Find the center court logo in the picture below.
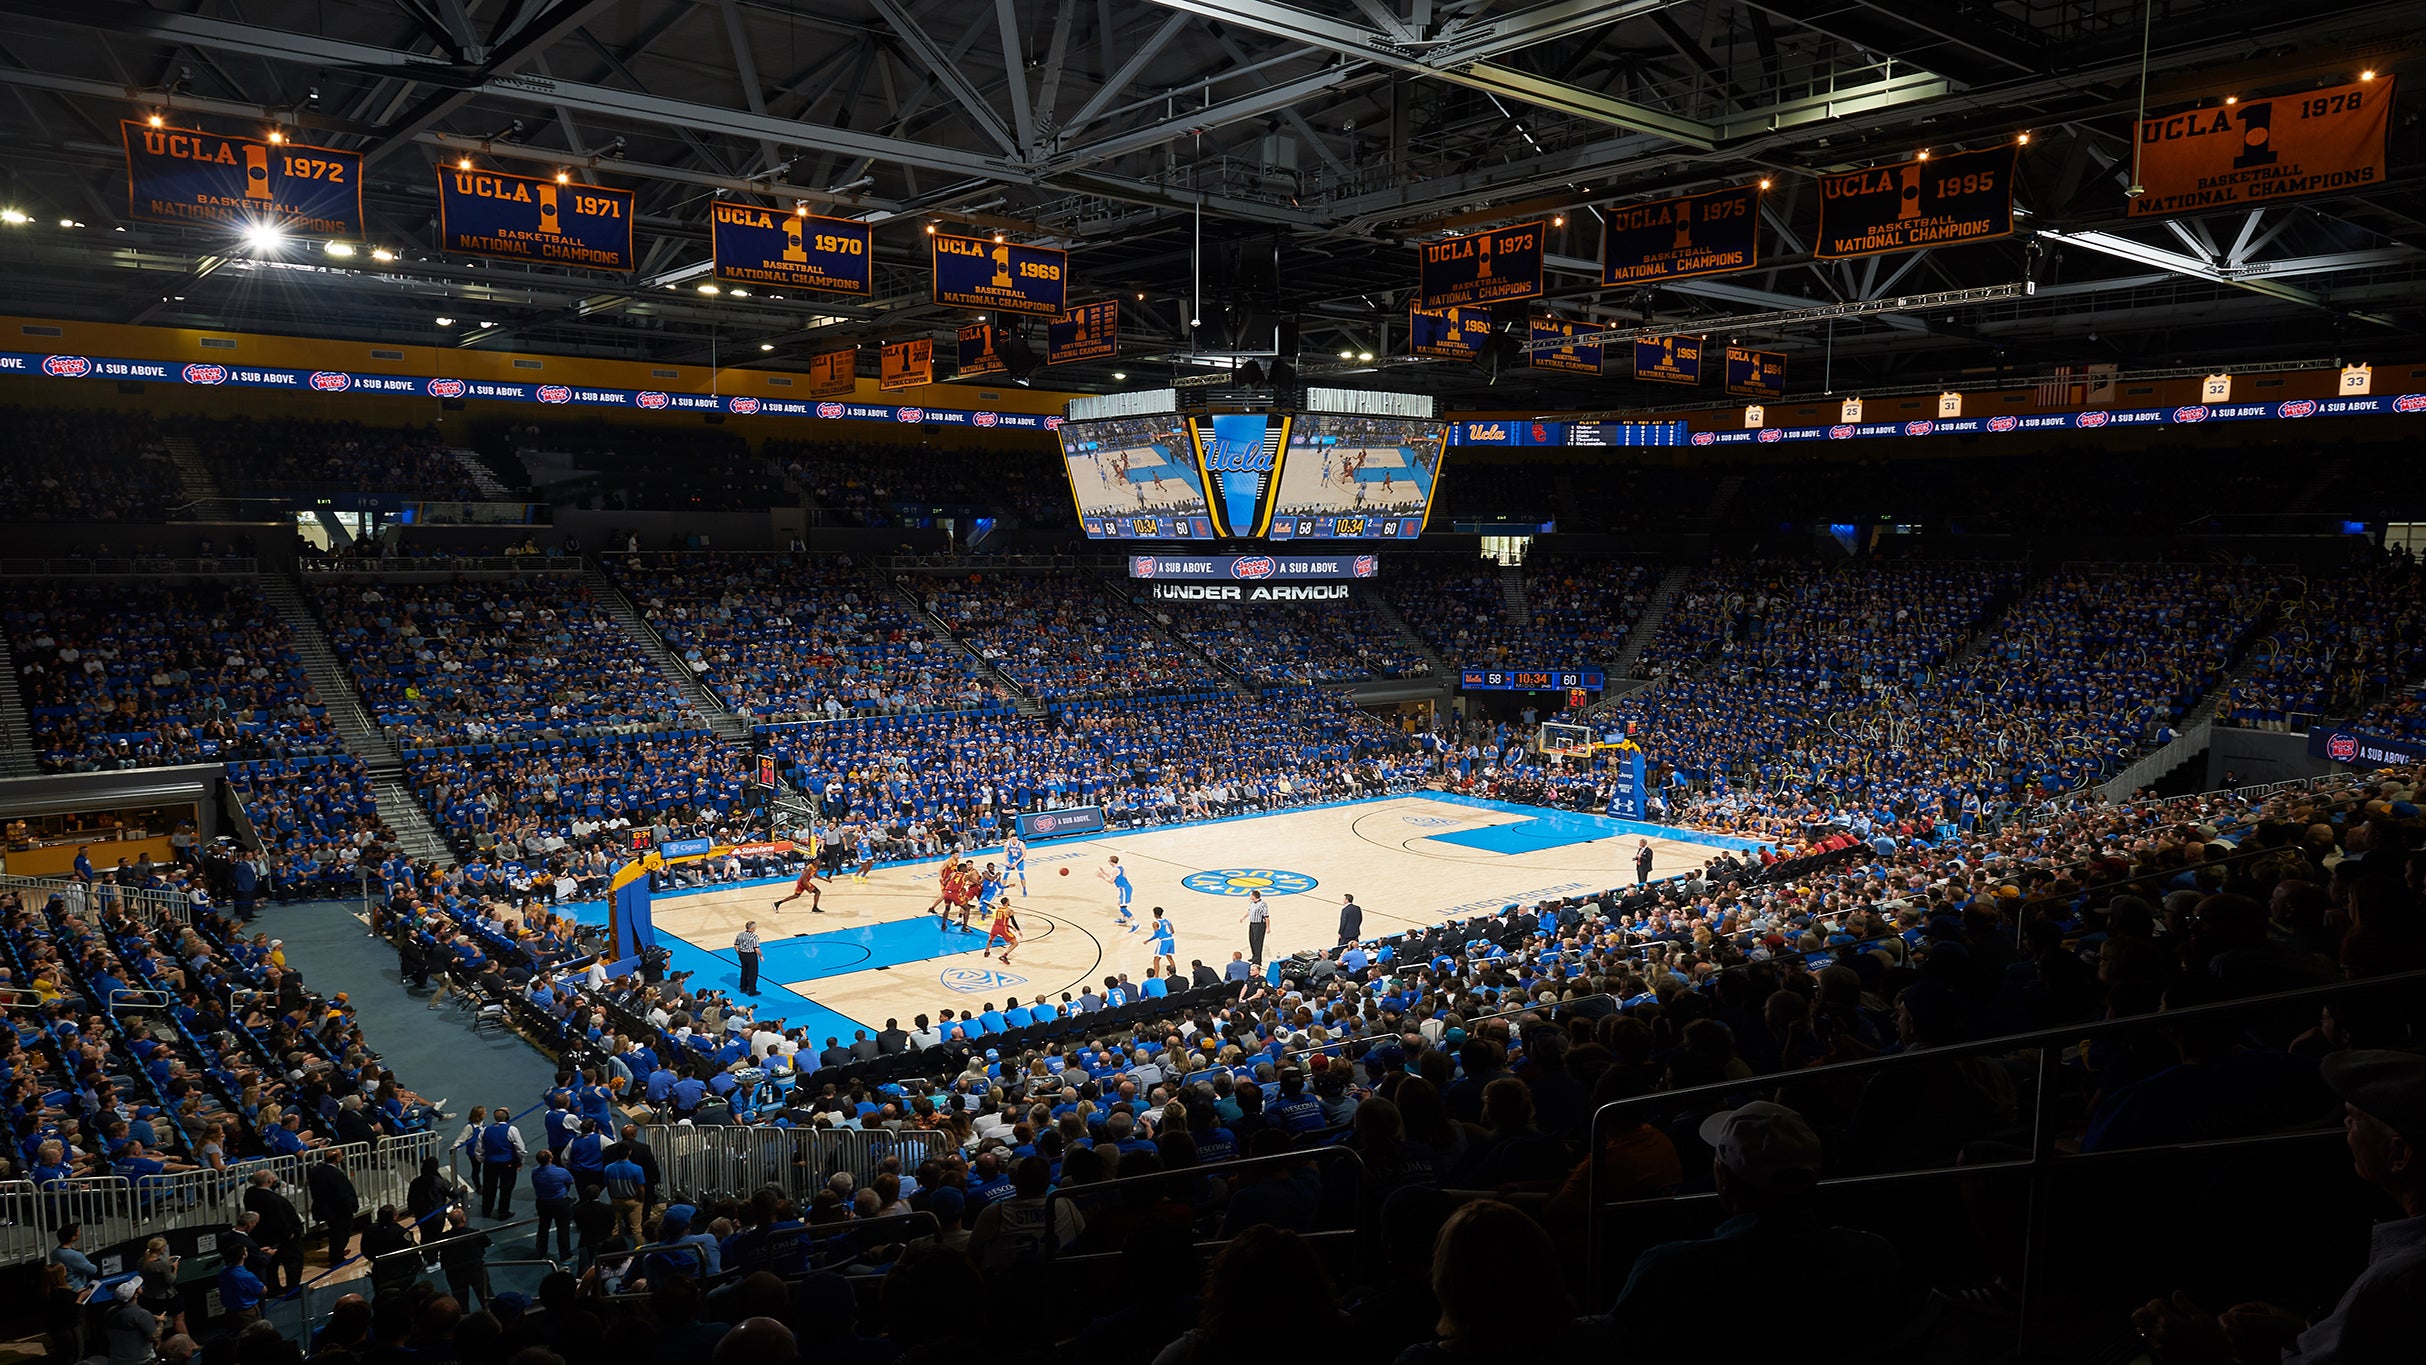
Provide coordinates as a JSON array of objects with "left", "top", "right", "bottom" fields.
[
  {"left": 1181, "top": 868, "right": 1320, "bottom": 897},
  {"left": 1402, "top": 815, "right": 1457, "bottom": 828},
  {"left": 942, "top": 966, "right": 1026, "bottom": 994}
]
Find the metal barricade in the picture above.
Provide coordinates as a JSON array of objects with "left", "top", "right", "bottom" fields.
[
  {"left": 0, "top": 873, "right": 189, "bottom": 928},
  {"left": 641, "top": 1124, "right": 955, "bottom": 1202}
]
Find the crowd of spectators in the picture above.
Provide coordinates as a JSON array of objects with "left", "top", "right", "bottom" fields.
[
  {"left": 191, "top": 419, "right": 482, "bottom": 500},
  {"left": 2218, "top": 550, "right": 2426, "bottom": 731},
  {"left": 921, "top": 574, "right": 1204, "bottom": 701},
  {"left": 770, "top": 438, "right": 1073, "bottom": 528},
  {"left": 225, "top": 755, "right": 387, "bottom": 901},
  {"left": 0, "top": 407, "right": 179, "bottom": 522},
  {"left": 400, "top": 729, "right": 758, "bottom": 878},
  {"left": 1520, "top": 556, "right": 1659, "bottom": 661},
  {"left": 1149, "top": 595, "right": 1431, "bottom": 685},
  {"left": 1375, "top": 557, "right": 1535, "bottom": 664}
]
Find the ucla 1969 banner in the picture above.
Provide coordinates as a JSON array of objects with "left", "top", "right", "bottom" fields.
[
  {"left": 1817, "top": 145, "right": 2014, "bottom": 259},
  {"left": 931, "top": 232, "right": 1067, "bottom": 316},
  {"left": 2308, "top": 725, "right": 2425, "bottom": 769},
  {"left": 438, "top": 168, "right": 633, "bottom": 271},
  {"left": 2129, "top": 78, "right": 2393, "bottom": 218},
  {"left": 1600, "top": 183, "right": 1760, "bottom": 286},
  {"left": 123, "top": 122, "right": 362, "bottom": 237},
  {"left": 880, "top": 338, "right": 932, "bottom": 391},
  {"left": 1459, "top": 667, "right": 1607, "bottom": 691},
  {"left": 1634, "top": 336, "right": 1702, "bottom": 385},
  {"left": 1410, "top": 304, "right": 1491, "bottom": 361},
  {"left": 1128, "top": 554, "right": 1379, "bottom": 582},
  {"left": 1726, "top": 347, "right": 1785, "bottom": 399},
  {"left": 1417, "top": 221, "right": 1544, "bottom": 309},
  {"left": 1048, "top": 301, "right": 1118, "bottom": 365},
  {"left": 1529, "top": 317, "right": 1603, "bottom": 376},
  {"left": 711, "top": 205, "right": 871, "bottom": 294},
  {"left": 957, "top": 324, "right": 1004, "bottom": 379}
]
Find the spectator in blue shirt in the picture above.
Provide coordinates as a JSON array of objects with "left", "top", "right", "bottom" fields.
[{"left": 528, "top": 1151, "right": 576, "bottom": 1261}]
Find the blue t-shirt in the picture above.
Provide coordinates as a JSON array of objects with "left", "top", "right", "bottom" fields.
[{"left": 530, "top": 1163, "right": 575, "bottom": 1201}]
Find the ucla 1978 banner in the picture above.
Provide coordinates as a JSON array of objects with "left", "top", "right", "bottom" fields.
[
  {"left": 931, "top": 232, "right": 1067, "bottom": 316},
  {"left": 711, "top": 205, "right": 871, "bottom": 294},
  {"left": 1529, "top": 317, "right": 1602, "bottom": 376},
  {"left": 2129, "top": 78, "right": 2393, "bottom": 218},
  {"left": 1817, "top": 144, "right": 2015, "bottom": 259},
  {"left": 1726, "top": 347, "right": 1785, "bottom": 399},
  {"left": 957, "top": 324, "right": 1004, "bottom": 379},
  {"left": 1410, "top": 304, "right": 1491, "bottom": 360},
  {"left": 1600, "top": 184, "right": 1760, "bottom": 286},
  {"left": 438, "top": 168, "right": 633, "bottom": 271},
  {"left": 1048, "top": 301, "right": 1118, "bottom": 365},
  {"left": 1417, "top": 221, "right": 1544, "bottom": 308},
  {"left": 123, "top": 122, "right": 362, "bottom": 237}
]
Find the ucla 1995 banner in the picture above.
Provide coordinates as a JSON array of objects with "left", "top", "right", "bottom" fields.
[
  {"left": 1817, "top": 144, "right": 2015, "bottom": 259},
  {"left": 1417, "top": 221, "right": 1544, "bottom": 309},
  {"left": 1128, "top": 554, "right": 1378, "bottom": 581},
  {"left": 1600, "top": 184, "right": 1760, "bottom": 286},
  {"left": 711, "top": 205, "right": 871, "bottom": 294},
  {"left": 438, "top": 168, "right": 633, "bottom": 271},
  {"left": 931, "top": 232, "right": 1067, "bottom": 315},
  {"left": 1726, "top": 347, "right": 1785, "bottom": 399},
  {"left": 957, "top": 324, "right": 1004, "bottom": 379},
  {"left": 1410, "top": 304, "right": 1491, "bottom": 360},
  {"left": 123, "top": 122, "right": 363, "bottom": 237},
  {"left": 1048, "top": 301, "right": 1118, "bottom": 365},
  {"left": 2129, "top": 78, "right": 2393, "bottom": 218},
  {"left": 1529, "top": 317, "right": 1603, "bottom": 376}
]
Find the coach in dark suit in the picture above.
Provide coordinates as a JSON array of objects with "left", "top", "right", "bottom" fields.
[
  {"left": 1336, "top": 894, "right": 1363, "bottom": 946},
  {"left": 243, "top": 1171, "right": 306, "bottom": 1292},
  {"left": 877, "top": 1020, "right": 912, "bottom": 1055},
  {"left": 305, "top": 1150, "right": 361, "bottom": 1266}
]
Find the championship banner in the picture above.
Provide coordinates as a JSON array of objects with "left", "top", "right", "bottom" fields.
[
  {"left": 931, "top": 232, "right": 1067, "bottom": 315},
  {"left": 1600, "top": 183, "right": 1760, "bottom": 286},
  {"left": 957, "top": 324, "right": 1005, "bottom": 379},
  {"left": 2129, "top": 78, "right": 2393, "bottom": 218},
  {"left": 1816, "top": 144, "right": 2015, "bottom": 259},
  {"left": 122, "top": 122, "right": 362, "bottom": 238},
  {"left": 1047, "top": 301, "right": 1119, "bottom": 365},
  {"left": 1634, "top": 336, "right": 1703, "bottom": 385},
  {"left": 1529, "top": 316, "right": 1603, "bottom": 376},
  {"left": 807, "top": 349, "right": 856, "bottom": 397},
  {"left": 710, "top": 205, "right": 872, "bottom": 294},
  {"left": 1410, "top": 304, "right": 1490, "bottom": 361},
  {"left": 1725, "top": 346, "right": 1785, "bottom": 399},
  {"left": 437, "top": 168, "right": 634, "bottom": 271},
  {"left": 879, "top": 339, "right": 933, "bottom": 391},
  {"left": 1416, "top": 221, "right": 1545, "bottom": 308}
]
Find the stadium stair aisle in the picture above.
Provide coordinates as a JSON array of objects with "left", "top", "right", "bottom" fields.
[
  {"left": 160, "top": 433, "right": 234, "bottom": 519},
  {"left": 261, "top": 573, "right": 403, "bottom": 768},
  {"left": 1498, "top": 562, "right": 1529, "bottom": 622},
  {"left": 373, "top": 774, "right": 457, "bottom": 866},
  {"left": 1607, "top": 563, "right": 1693, "bottom": 682},
  {"left": 0, "top": 626, "right": 35, "bottom": 775},
  {"left": 584, "top": 562, "right": 751, "bottom": 741},
  {"left": 1358, "top": 587, "right": 1448, "bottom": 676},
  {"left": 1098, "top": 571, "right": 1255, "bottom": 697},
  {"left": 891, "top": 576, "right": 1049, "bottom": 717}
]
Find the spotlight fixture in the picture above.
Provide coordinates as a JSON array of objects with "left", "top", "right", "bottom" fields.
[
  {"left": 696, "top": 283, "right": 720, "bottom": 294},
  {"left": 266, "top": 130, "right": 284, "bottom": 144},
  {"left": 759, "top": 342, "right": 774, "bottom": 351},
  {"left": 243, "top": 223, "right": 284, "bottom": 249},
  {"left": 555, "top": 170, "right": 570, "bottom": 184},
  {"left": 1917, "top": 149, "right": 1930, "bottom": 161},
  {"left": 2018, "top": 132, "right": 2032, "bottom": 145},
  {"left": 925, "top": 223, "right": 937, "bottom": 234},
  {"left": 325, "top": 241, "right": 354, "bottom": 257},
  {"left": 58, "top": 217, "right": 75, "bottom": 228},
  {"left": 1553, "top": 214, "right": 1565, "bottom": 226},
  {"left": 0, "top": 209, "right": 27, "bottom": 225},
  {"left": 458, "top": 157, "right": 473, "bottom": 169},
  {"left": 1357, "top": 351, "right": 1373, "bottom": 362},
  {"left": 729, "top": 288, "right": 750, "bottom": 297},
  {"left": 372, "top": 248, "right": 395, "bottom": 262},
  {"left": 2224, "top": 96, "right": 2237, "bottom": 105},
  {"left": 993, "top": 232, "right": 1005, "bottom": 242},
  {"left": 147, "top": 112, "right": 164, "bottom": 128},
  {"left": 1112, "top": 370, "right": 1127, "bottom": 380},
  {"left": 1338, "top": 349, "right": 1354, "bottom": 359},
  {"left": 2361, "top": 69, "right": 2377, "bottom": 81},
  {"left": 434, "top": 316, "right": 455, "bottom": 326}
]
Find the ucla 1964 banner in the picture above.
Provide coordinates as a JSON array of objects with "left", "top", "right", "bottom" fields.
[
  {"left": 123, "top": 122, "right": 362, "bottom": 237},
  {"left": 1635, "top": 336, "right": 1702, "bottom": 385},
  {"left": 2129, "top": 78, "right": 2393, "bottom": 218},
  {"left": 438, "top": 168, "right": 633, "bottom": 271},
  {"left": 1410, "top": 304, "right": 1491, "bottom": 360},
  {"left": 807, "top": 349, "right": 855, "bottom": 397},
  {"left": 931, "top": 232, "right": 1067, "bottom": 315},
  {"left": 1726, "top": 347, "right": 1785, "bottom": 399},
  {"left": 1417, "top": 221, "right": 1544, "bottom": 308},
  {"left": 1600, "top": 184, "right": 1760, "bottom": 286},
  {"left": 1817, "top": 144, "right": 2014, "bottom": 259},
  {"left": 711, "top": 205, "right": 871, "bottom": 294},
  {"left": 879, "top": 338, "right": 932, "bottom": 392},
  {"left": 1048, "top": 301, "right": 1118, "bottom": 365},
  {"left": 957, "top": 324, "right": 1004, "bottom": 379},
  {"left": 1529, "top": 317, "right": 1603, "bottom": 376}
]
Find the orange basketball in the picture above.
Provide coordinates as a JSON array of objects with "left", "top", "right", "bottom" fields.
[{"left": 1059, "top": 867, "right": 1070, "bottom": 876}]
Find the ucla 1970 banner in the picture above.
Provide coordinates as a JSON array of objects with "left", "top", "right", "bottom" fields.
[
  {"left": 2129, "top": 78, "right": 2393, "bottom": 218},
  {"left": 711, "top": 205, "right": 872, "bottom": 294},
  {"left": 123, "top": 122, "right": 362, "bottom": 237},
  {"left": 931, "top": 233, "right": 1067, "bottom": 316},
  {"left": 1816, "top": 144, "right": 2014, "bottom": 259},
  {"left": 438, "top": 168, "right": 633, "bottom": 271},
  {"left": 1600, "top": 183, "right": 1760, "bottom": 286},
  {"left": 1416, "top": 221, "right": 1544, "bottom": 309}
]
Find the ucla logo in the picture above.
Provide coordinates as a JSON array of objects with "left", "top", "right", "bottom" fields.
[
  {"left": 942, "top": 966, "right": 1026, "bottom": 994},
  {"left": 1181, "top": 868, "right": 1319, "bottom": 897},
  {"left": 1402, "top": 815, "right": 1456, "bottom": 828}
]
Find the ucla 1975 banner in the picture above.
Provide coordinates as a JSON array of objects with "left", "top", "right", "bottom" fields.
[
  {"left": 711, "top": 205, "right": 872, "bottom": 294},
  {"left": 438, "top": 168, "right": 634, "bottom": 271},
  {"left": 2129, "top": 78, "right": 2393, "bottom": 218},
  {"left": 123, "top": 122, "right": 362, "bottom": 237},
  {"left": 1601, "top": 183, "right": 1760, "bottom": 286},
  {"left": 1417, "top": 221, "right": 1544, "bottom": 309},
  {"left": 1816, "top": 144, "right": 2015, "bottom": 259},
  {"left": 930, "top": 232, "right": 1067, "bottom": 315}
]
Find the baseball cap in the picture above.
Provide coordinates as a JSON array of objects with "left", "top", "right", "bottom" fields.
[
  {"left": 1698, "top": 1100, "right": 1822, "bottom": 1190},
  {"left": 929, "top": 1186, "right": 966, "bottom": 1221},
  {"left": 2322, "top": 1049, "right": 2426, "bottom": 1145}
]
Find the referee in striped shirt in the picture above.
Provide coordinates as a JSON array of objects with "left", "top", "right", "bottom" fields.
[{"left": 735, "top": 921, "right": 763, "bottom": 996}]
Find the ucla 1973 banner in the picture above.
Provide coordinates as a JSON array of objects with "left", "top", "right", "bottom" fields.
[
  {"left": 957, "top": 324, "right": 1004, "bottom": 379},
  {"left": 123, "top": 122, "right": 362, "bottom": 237},
  {"left": 438, "top": 168, "right": 633, "bottom": 271},
  {"left": 1600, "top": 184, "right": 1760, "bottom": 286},
  {"left": 1048, "top": 301, "right": 1118, "bottom": 365},
  {"left": 1726, "top": 346, "right": 1785, "bottom": 399},
  {"left": 931, "top": 232, "right": 1067, "bottom": 315},
  {"left": 1529, "top": 316, "right": 1603, "bottom": 376},
  {"left": 1417, "top": 221, "right": 1544, "bottom": 309},
  {"left": 1410, "top": 304, "right": 1491, "bottom": 360},
  {"left": 1635, "top": 336, "right": 1702, "bottom": 385},
  {"left": 2129, "top": 78, "right": 2393, "bottom": 218},
  {"left": 711, "top": 205, "right": 871, "bottom": 294},
  {"left": 1816, "top": 144, "right": 2015, "bottom": 259}
]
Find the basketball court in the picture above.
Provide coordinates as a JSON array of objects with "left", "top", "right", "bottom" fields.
[{"left": 569, "top": 792, "right": 1758, "bottom": 1045}]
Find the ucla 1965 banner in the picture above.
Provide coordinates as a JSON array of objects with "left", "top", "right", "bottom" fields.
[
  {"left": 1726, "top": 347, "right": 1785, "bottom": 399},
  {"left": 711, "top": 205, "right": 871, "bottom": 294},
  {"left": 2129, "top": 78, "right": 2393, "bottom": 218},
  {"left": 1817, "top": 144, "right": 2014, "bottom": 259},
  {"left": 1601, "top": 183, "right": 1760, "bottom": 286},
  {"left": 1410, "top": 304, "right": 1491, "bottom": 360},
  {"left": 931, "top": 232, "right": 1067, "bottom": 315},
  {"left": 1417, "top": 221, "right": 1544, "bottom": 309},
  {"left": 879, "top": 338, "right": 932, "bottom": 391},
  {"left": 123, "top": 122, "right": 362, "bottom": 237},
  {"left": 1048, "top": 301, "right": 1118, "bottom": 365},
  {"left": 438, "top": 168, "right": 633, "bottom": 271},
  {"left": 1635, "top": 336, "right": 1702, "bottom": 385},
  {"left": 957, "top": 324, "right": 1004, "bottom": 379},
  {"left": 1529, "top": 317, "right": 1602, "bottom": 376}
]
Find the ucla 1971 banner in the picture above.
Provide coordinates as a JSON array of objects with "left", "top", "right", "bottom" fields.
[
  {"left": 879, "top": 338, "right": 932, "bottom": 391},
  {"left": 957, "top": 324, "right": 1004, "bottom": 379},
  {"left": 123, "top": 122, "right": 362, "bottom": 237},
  {"left": 1816, "top": 144, "right": 2015, "bottom": 259},
  {"left": 807, "top": 349, "right": 855, "bottom": 397},
  {"left": 1529, "top": 317, "right": 1603, "bottom": 376},
  {"left": 438, "top": 168, "right": 633, "bottom": 271},
  {"left": 1410, "top": 304, "right": 1491, "bottom": 360},
  {"left": 1600, "top": 183, "right": 1760, "bottom": 286},
  {"left": 931, "top": 233, "right": 1067, "bottom": 315},
  {"left": 1417, "top": 220, "right": 1544, "bottom": 308},
  {"left": 1726, "top": 347, "right": 1785, "bottom": 399},
  {"left": 2129, "top": 78, "right": 2393, "bottom": 218},
  {"left": 1048, "top": 301, "right": 1118, "bottom": 365},
  {"left": 1127, "top": 554, "right": 1378, "bottom": 582},
  {"left": 1635, "top": 336, "right": 1702, "bottom": 385},
  {"left": 710, "top": 205, "right": 871, "bottom": 294}
]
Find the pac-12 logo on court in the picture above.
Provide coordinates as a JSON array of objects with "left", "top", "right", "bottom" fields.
[
  {"left": 1182, "top": 868, "right": 1320, "bottom": 897},
  {"left": 1402, "top": 815, "right": 1457, "bottom": 828},
  {"left": 942, "top": 967, "right": 1026, "bottom": 993}
]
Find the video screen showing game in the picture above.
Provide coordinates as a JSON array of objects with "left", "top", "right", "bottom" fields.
[
  {"left": 1056, "top": 415, "right": 1215, "bottom": 538},
  {"left": 1266, "top": 412, "right": 1446, "bottom": 540}
]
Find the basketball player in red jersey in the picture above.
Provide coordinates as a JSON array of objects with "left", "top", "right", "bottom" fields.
[
  {"left": 772, "top": 861, "right": 823, "bottom": 914},
  {"left": 926, "top": 853, "right": 964, "bottom": 921},
  {"left": 984, "top": 897, "right": 1021, "bottom": 964}
]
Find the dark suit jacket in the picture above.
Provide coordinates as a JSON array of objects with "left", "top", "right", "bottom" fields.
[
  {"left": 876, "top": 1029, "right": 911, "bottom": 1055},
  {"left": 306, "top": 1163, "right": 359, "bottom": 1220},
  {"left": 1338, "top": 902, "right": 1363, "bottom": 939},
  {"left": 245, "top": 1186, "right": 304, "bottom": 1242},
  {"left": 848, "top": 1039, "right": 880, "bottom": 1061}
]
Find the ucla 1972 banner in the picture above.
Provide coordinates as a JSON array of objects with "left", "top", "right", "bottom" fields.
[
  {"left": 1417, "top": 221, "right": 1544, "bottom": 309},
  {"left": 2129, "top": 78, "right": 2393, "bottom": 218},
  {"left": 931, "top": 232, "right": 1067, "bottom": 316},
  {"left": 711, "top": 205, "right": 872, "bottom": 294},
  {"left": 1410, "top": 304, "right": 1491, "bottom": 360},
  {"left": 1127, "top": 554, "right": 1379, "bottom": 582},
  {"left": 438, "top": 168, "right": 633, "bottom": 271},
  {"left": 1529, "top": 317, "right": 1603, "bottom": 376},
  {"left": 1048, "top": 301, "right": 1118, "bottom": 365},
  {"left": 1726, "top": 347, "right": 1785, "bottom": 399},
  {"left": 1600, "top": 183, "right": 1760, "bottom": 286},
  {"left": 123, "top": 122, "right": 362, "bottom": 238},
  {"left": 957, "top": 324, "right": 1004, "bottom": 379},
  {"left": 1817, "top": 144, "right": 2015, "bottom": 259}
]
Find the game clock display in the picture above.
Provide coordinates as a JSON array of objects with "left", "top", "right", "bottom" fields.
[{"left": 1460, "top": 667, "right": 1607, "bottom": 691}]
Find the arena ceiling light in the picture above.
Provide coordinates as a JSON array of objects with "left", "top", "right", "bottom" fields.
[
  {"left": 242, "top": 223, "right": 285, "bottom": 251},
  {"left": 1528, "top": 283, "right": 2028, "bottom": 352},
  {"left": 0, "top": 209, "right": 26, "bottom": 225}
]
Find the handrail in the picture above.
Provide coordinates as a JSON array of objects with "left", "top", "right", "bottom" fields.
[{"left": 1040, "top": 1143, "right": 1367, "bottom": 1257}]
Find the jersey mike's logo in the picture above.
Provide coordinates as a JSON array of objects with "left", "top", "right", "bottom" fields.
[
  {"left": 1132, "top": 556, "right": 1158, "bottom": 578},
  {"left": 1827, "top": 424, "right": 1855, "bottom": 440},
  {"left": 2173, "top": 405, "right": 2210, "bottom": 423},
  {"left": 2327, "top": 733, "right": 2358, "bottom": 762},
  {"left": 1354, "top": 555, "right": 1377, "bottom": 577},
  {"left": 635, "top": 390, "right": 668, "bottom": 410},
  {"left": 1230, "top": 555, "right": 1278, "bottom": 581},
  {"left": 2277, "top": 399, "right": 2316, "bottom": 419},
  {"left": 1042, "top": 415, "right": 1063, "bottom": 430},
  {"left": 537, "top": 384, "right": 572, "bottom": 404},
  {"left": 425, "top": 378, "right": 466, "bottom": 398},
  {"left": 181, "top": 363, "right": 227, "bottom": 385},
  {"left": 895, "top": 406, "right": 924, "bottom": 423},
  {"left": 725, "top": 395, "right": 758, "bottom": 414},
  {"left": 816, "top": 402, "right": 844, "bottom": 419},
  {"left": 1904, "top": 420, "right": 1934, "bottom": 437},
  {"left": 308, "top": 370, "right": 352, "bottom": 391},
  {"left": 2073, "top": 410, "right": 2109, "bottom": 428},
  {"left": 1755, "top": 427, "right": 1782, "bottom": 443},
  {"left": 42, "top": 354, "right": 91, "bottom": 378},
  {"left": 1987, "top": 415, "right": 2018, "bottom": 432},
  {"left": 973, "top": 410, "right": 998, "bottom": 427},
  {"left": 1690, "top": 430, "right": 1716, "bottom": 445},
  {"left": 2395, "top": 393, "right": 2426, "bottom": 413}
]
